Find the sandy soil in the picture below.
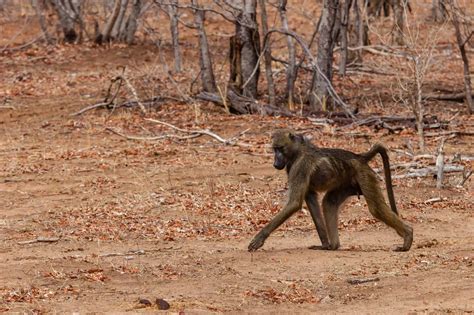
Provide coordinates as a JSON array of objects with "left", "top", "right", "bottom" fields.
[{"left": 1, "top": 43, "right": 473, "bottom": 314}]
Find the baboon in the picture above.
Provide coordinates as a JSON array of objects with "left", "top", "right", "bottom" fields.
[{"left": 248, "top": 129, "right": 413, "bottom": 252}]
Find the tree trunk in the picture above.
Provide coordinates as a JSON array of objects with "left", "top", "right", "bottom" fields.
[
  {"left": 339, "top": 0, "right": 352, "bottom": 76},
  {"left": 228, "top": 1, "right": 260, "bottom": 99},
  {"left": 367, "top": 0, "right": 390, "bottom": 17},
  {"left": 279, "top": 0, "right": 296, "bottom": 108},
  {"left": 123, "top": 0, "right": 141, "bottom": 44},
  {"left": 258, "top": 0, "right": 276, "bottom": 106},
  {"left": 432, "top": 0, "right": 447, "bottom": 22},
  {"left": 390, "top": 0, "right": 404, "bottom": 45},
  {"left": 193, "top": 0, "right": 217, "bottom": 93},
  {"left": 309, "top": 0, "right": 339, "bottom": 111},
  {"left": 32, "top": 0, "right": 54, "bottom": 44},
  {"left": 111, "top": 0, "right": 129, "bottom": 39},
  {"left": 100, "top": 0, "right": 122, "bottom": 43},
  {"left": 347, "top": 0, "right": 365, "bottom": 63},
  {"left": 51, "top": 0, "right": 78, "bottom": 43},
  {"left": 169, "top": 0, "right": 181, "bottom": 72},
  {"left": 241, "top": 0, "right": 260, "bottom": 98},
  {"left": 448, "top": 0, "right": 473, "bottom": 114}
]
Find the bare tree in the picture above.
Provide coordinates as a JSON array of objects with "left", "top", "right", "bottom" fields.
[
  {"left": 367, "top": 0, "right": 390, "bottom": 17},
  {"left": 278, "top": 0, "right": 296, "bottom": 108},
  {"left": 122, "top": 0, "right": 142, "bottom": 44},
  {"left": 50, "top": 0, "right": 79, "bottom": 43},
  {"left": 111, "top": 0, "right": 129, "bottom": 39},
  {"left": 390, "top": 0, "right": 405, "bottom": 45},
  {"left": 32, "top": 0, "right": 54, "bottom": 44},
  {"left": 168, "top": 0, "right": 181, "bottom": 72},
  {"left": 100, "top": 0, "right": 122, "bottom": 43},
  {"left": 347, "top": 0, "right": 366, "bottom": 63},
  {"left": 447, "top": 0, "right": 473, "bottom": 114},
  {"left": 229, "top": 0, "right": 260, "bottom": 98},
  {"left": 339, "top": 0, "right": 352, "bottom": 75},
  {"left": 193, "top": 0, "right": 217, "bottom": 93},
  {"left": 258, "top": 0, "right": 276, "bottom": 106},
  {"left": 309, "top": 0, "right": 340, "bottom": 111},
  {"left": 432, "top": 0, "right": 447, "bottom": 22}
]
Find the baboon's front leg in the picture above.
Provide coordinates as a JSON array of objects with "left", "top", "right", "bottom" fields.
[
  {"left": 305, "top": 192, "right": 330, "bottom": 249},
  {"left": 248, "top": 189, "right": 304, "bottom": 252}
]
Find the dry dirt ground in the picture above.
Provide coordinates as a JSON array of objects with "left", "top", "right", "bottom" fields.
[{"left": 1, "top": 46, "right": 474, "bottom": 314}]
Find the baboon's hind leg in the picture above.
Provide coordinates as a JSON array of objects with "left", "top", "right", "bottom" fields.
[
  {"left": 356, "top": 165, "right": 413, "bottom": 251},
  {"left": 305, "top": 192, "right": 330, "bottom": 249},
  {"left": 322, "top": 187, "right": 356, "bottom": 250}
]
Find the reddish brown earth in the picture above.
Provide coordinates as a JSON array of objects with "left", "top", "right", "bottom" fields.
[{"left": 1, "top": 8, "right": 473, "bottom": 313}]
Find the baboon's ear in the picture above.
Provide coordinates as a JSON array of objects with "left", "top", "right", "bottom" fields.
[
  {"left": 288, "top": 132, "right": 295, "bottom": 141},
  {"left": 293, "top": 134, "right": 305, "bottom": 143}
]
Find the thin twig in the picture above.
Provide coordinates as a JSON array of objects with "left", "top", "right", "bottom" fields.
[
  {"left": 145, "top": 118, "right": 251, "bottom": 147},
  {"left": 121, "top": 74, "right": 147, "bottom": 114},
  {"left": 106, "top": 127, "right": 200, "bottom": 141}
]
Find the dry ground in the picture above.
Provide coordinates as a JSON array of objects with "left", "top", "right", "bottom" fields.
[
  {"left": 1, "top": 5, "right": 474, "bottom": 312},
  {"left": 1, "top": 44, "right": 473, "bottom": 314}
]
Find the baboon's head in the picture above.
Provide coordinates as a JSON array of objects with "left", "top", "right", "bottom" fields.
[{"left": 271, "top": 129, "right": 305, "bottom": 170}]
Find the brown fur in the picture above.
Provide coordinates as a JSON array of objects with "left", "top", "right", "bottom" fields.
[{"left": 248, "top": 129, "right": 413, "bottom": 252}]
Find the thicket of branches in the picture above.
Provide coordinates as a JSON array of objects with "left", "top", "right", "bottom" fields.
[{"left": 1, "top": 0, "right": 473, "bottom": 117}]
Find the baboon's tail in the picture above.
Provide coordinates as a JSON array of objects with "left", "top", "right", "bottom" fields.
[{"left": 362, "top": 143, "right": 398, "bottom": 215}]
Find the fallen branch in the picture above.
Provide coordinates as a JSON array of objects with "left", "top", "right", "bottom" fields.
[
  {"left": 0, "top": 105, "right": 16, "bottom": 110},
  {"left": 72, "top": 96, "right": 169, "bottom": 116},
  {"left": 341, "top": 115, "right": 442, "bottom": 131},
  {"left": 422, "top": 92, "right": 472, "bottom": 102},
  {"left": 18, "top": 237, "right": 60, "bottom": 245},
  {"left": 373, "top": 162, "right": 418, "bottom": 174},
  {"left": 393, "top": 165, "right": 464, "bottom": 179},
  {"left": 347, "top": 277, "right": 380, "bottom": 285},
  {"left": 458, "top": 169, "right": 473, "bottom": 187},
  {"left": 100, "top": 249, "right": 145, "bottom": 257},
  {"left": 106, "top": 127, "right": 200, "bottom": 141},
  {"left": 424, "top": 197, "right": 447, "bottom": 204},
  {"left": 425, "top": 130, "right": 474, "bottom": 137},
  {"left": 196, "top": 90, "right": 293, "bottom": 116},
  {"left": 145, "top": 118, "right": 251, "bottom": 147},
  {"left": 72, "top": 74, "right": 124, "bottom": 116}
]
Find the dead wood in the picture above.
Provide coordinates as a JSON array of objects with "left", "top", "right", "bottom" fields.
[
  {"left": 425, "top": 131, "right": 474, "bottom": 137},
  {"left": 339, "top": 115, "right": 442, "bottom": 132},
  {"left": 100, "top": 249, "right": 145, "bottom": 257},
  {"left": 145, "top": 118, "right": 251, "bottom": 147},
  {"left": 195, "top": 90, "right": 293, "bottom": 116},
  {"left": 347, "top": 277, "right": 380, "bottom": 285},
  {"left": 393, "top": 164, "right": 464, "bottom": 179},
  {"left": 458, "top": 169, "right": 473, "bottom": 187},
  {"left": 422, "top": 92, "right": 474, "bottom": 102},
  {"left": 18, "top": 237, "right": 60, "bottom": 245},
  {"left": 424, "top": 197, "right": 447, "bottom": 204},
  {"left": 106, "top": 127, "right": 200, "bottom": 141},
  {"left": 72, "top": 96, "right": 167, "bottom": 116}
]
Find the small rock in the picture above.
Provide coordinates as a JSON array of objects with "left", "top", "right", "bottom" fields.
[
  {"left": 156, "top": 298, "right": 170, "bottom": 310},
  {"left": 139, "top": 298, "right": 152, "bottom": 306}
]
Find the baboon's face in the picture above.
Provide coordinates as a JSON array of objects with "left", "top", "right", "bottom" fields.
[
  {"left": 271, "top": 130, "right": 302, "bottom": 170},
  {"left": 272, "top": 145, "right": 287, "bottom": 170}
]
